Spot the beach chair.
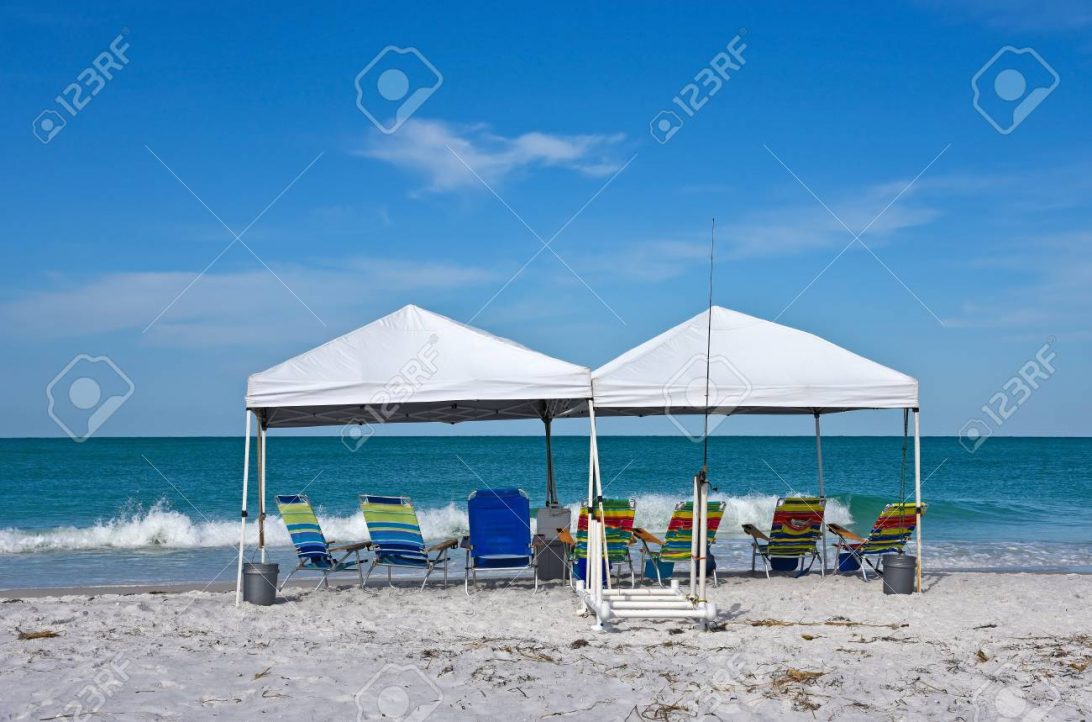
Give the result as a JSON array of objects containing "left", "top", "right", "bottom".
[
  {"left": 275, "top": 494, "right": 370, "bottom": 591},
  {"left": 558, "top": 498, "right": 637, "bottom": 588},
  {"left": 359, "top": 494, "right": 458, "bottom": 590},
  {"left": 742, "top": 496, "right": 826, "bottom": 578},
  {"left": 463, "top": 488, "right": 540, "bottom": 594},
  {"left": 634, "top": 501, "right": 727, "bottom": 586},
  {"left": 829, "top": 502, "right": 925, "bottom": 580}
]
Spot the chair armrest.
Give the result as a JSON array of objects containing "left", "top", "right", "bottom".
[
  {"left": 741, "top": 524, "right": 770, "bottom": 542},
  {"left": 827, "top": 523, "right": 865, "bottom": 543},
  {"left": 428, "top": 537, "right": 459, "bottom": 553},
  {"left": 632, "top": 527, "right": 663, "bottom": 546},
  {"left": 557, "top": 529, "right": 575, "bottom": 546},
  {"left": 329, "top": 541, "right": 371, "bottom": 553}
]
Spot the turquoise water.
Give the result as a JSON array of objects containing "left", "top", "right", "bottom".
[{"left": 1, "top": 436, "right": 1090, "bottom": 588}]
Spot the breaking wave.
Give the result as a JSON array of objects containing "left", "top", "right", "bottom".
[{"left": 0, "top": 494, "right": 853, "bottom": 554}]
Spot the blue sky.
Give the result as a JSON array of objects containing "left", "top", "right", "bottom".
[{"left": 2, "top": 2, "right": 1089, "bottom": 438}]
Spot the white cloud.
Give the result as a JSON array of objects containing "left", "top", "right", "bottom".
[
  {"left": 359, "top": 119, "right": 627, "bottom": 192},
  {"left": 944, "top": 232, "right": 1092, "bottom": 330},
  {"left": 0, "top": 257, "right": 498, "bottom": 347},
  {"left": 916, "top": 0, "right": 1092, "bottom": 31}
]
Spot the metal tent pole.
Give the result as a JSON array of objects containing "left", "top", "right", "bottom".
[
  {"left": 234, "top": 410, "right": 253, "bottom": 607},
  {"left": 582, "top": 401, "right": 599, "bottom": 613},
  {"left": 588, "top": 401, "right": 609, "bottom": 601},
  {"left": 258, "top": 419, "right": 267, "bottom": 564},
  {"left": 814, "top": 413, "right": 827, "bottom": 576},
  {"left": 544, "top": 415, "right": 557, "bottom": 507},
  {"left": 914, "top": 408, "right": 923, "bottom": 592}
]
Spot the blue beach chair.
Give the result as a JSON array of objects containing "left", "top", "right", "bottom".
[
  {"left": 359, "top": 494, "right": 458, "bottom": 590},
  {"left": 275, "top": 494, "right": 370, "bottom": 591},
  {"left": 463, "top": 488, "right": 539, "bottom": 595}
]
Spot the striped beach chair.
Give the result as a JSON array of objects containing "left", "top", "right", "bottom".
[
  {"left": 559, "top": 498, "right": 637, "bottom": 588},
  {"left": 359, "top": 494, "right": 458, "bottom": 590},
  {"left": 829, "top": 502, "right": 925, "bottom": 580},
  {"left": 275, "top": 494, "right": 370, "bottom": 591},
  {"left": 742, "top": 496, "right": 826, "bottom": 578},
  {"left": 634, "top": 500, "right": 727, "bottom": 586}
]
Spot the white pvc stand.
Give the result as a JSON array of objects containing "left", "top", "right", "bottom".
[{"left": 574, "top": 401, "right": 717, "bottom": 630}]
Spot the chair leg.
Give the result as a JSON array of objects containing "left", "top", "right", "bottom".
[
  {"left": 313, "top": 574, "right": 327, "bottom": 592},
  {"left": 356, "top": 552, "right": 365, "bottom": 589},
  {"left": 278, "top": 565, "right": 301, "bottom": 592},
  {"left": 362, "top": 558, "right": 378, "bottom": 590},
  {"left": 464, "top": 561, "right": 471, "bottom": 596},
  {"left": 388, "top": 566, "right": 393, "bottom": 587},
  {"left": 534, "top": 563, "right": 539, "bottom": 593}
]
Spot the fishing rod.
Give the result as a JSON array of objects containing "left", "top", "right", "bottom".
[{"left": 701, "top": 218, "right": 715, "bottom": 481}]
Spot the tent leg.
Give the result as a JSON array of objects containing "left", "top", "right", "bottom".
[
  {"left": 258, "top": 420, "right": 267, "bottom": 564},
  {"left": 914, "top": 408, "right": 923, "bottom": 592},
  {"left": 543, "top": 414, "right": 557, "bottom": 507},
  {"left": 234, "top": 411, "right": 253, "bottom": 607},
  {"left": 815, "top": 413, "right": 827, "bottom": 577}
]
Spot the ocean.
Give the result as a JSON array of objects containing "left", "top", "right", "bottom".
[{"left": 1, "top": 436, "right": 1090, "bottom": 589}]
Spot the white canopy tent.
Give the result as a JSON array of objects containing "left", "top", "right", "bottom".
[
  {"left": 574, "top": 307, "right": 923, "bottom": 627},
  {"left": 236, "top": 304, "right": 592, "bottom": 604}
]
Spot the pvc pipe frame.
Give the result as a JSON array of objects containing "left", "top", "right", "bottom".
[
  {"left": 234, "top": 410, "right": 253, "bottom": 606},
  {"left": 580, "top": 401, "right": 714, "bottom": 627}
]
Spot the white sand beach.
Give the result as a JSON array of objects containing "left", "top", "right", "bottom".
[{"left": 2, "top": 572, "right": 1090, "bottom": 720}]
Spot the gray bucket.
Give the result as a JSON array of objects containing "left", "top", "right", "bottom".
[
  {"left": 536, "top": 506, "right": 571, "bottom": 581},
  {"left": 242, "top": 562, "right": 279, "bottom": 605},
  {"left": 882, "top": 554, "right": 916, "bottom": 595}
]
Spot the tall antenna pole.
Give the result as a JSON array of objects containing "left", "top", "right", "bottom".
[{"left": 702, "top": 218, "right": 715, "bottom": 473}]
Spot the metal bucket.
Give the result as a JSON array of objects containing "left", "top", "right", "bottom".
[
  {"left": 882, "top": 554, "right": 916, "bottom": 595},
  {"left": 242, "top": 562, "right": 279, "bottom": 605},
  {"left": 535, "top": 506, "right": 572, "bottom": 581}
]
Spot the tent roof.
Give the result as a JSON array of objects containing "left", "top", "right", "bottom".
[
  {"left": 591, "top": 306, "right": 918, "bottom": 416},
  {"left": 247, "top": 305, "right": 591, "bottom": 428}
]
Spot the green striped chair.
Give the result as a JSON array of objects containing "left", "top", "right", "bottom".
[
  {"left": 742, "top": 496, "right": 826, "bottom": 578},
  {"left": 359, "top": 494, "right": 458, "bottom": 590},
  {"left": 829, "top": 502, "right": 925, "bottom": 580},
  {"left": 559, "top": 498, "right": 637, "bottom": 588},
  {"left": 635, "top": 500, "right": 727, "bottom": 586},
  {"left": 275, "top": 494, "right": 370, "bottom": 591}
]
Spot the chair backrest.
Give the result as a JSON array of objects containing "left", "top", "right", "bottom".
[
  {"left": 575, "top": 498, "right": 636, "bottom": 562},
  {"left": 863, "top": 502, "right": 924, "bottom": 552},
  {"left": 659, "top": 501, "right": 727, "bottom": 562},
  {"left": 275, "top": 494, "right": 333, "bottom": 568},
  {"left": 467, "top": 488, "right": 531, "bottom": 559},
  {"left": 359, "top": 494, "right": 426, "bottom": 555},
  {"left": 768, "top": 496, "right": 825, "bottom": 554}
]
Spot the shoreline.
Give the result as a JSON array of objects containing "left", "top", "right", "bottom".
[{"left": 3, "top": 568, "right": 1091, "bottom": 599}]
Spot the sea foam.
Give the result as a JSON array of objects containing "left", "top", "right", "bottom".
[{"left": 0, "top": 494, "right": 852, "bottom": 554}]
